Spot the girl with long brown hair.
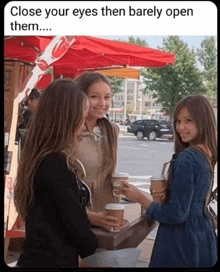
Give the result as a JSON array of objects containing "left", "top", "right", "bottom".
[
  {"left": 119, "top": 94, "right": 217, "bottom": 267},
  {"left": 14, "top": 79, "right": 98, "bottom": 268},
  {"left": 74, "top": 71, "right": 120, "bottom": 230}
]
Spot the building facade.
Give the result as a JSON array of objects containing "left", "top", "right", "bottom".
[{"left": 111, "top": 77, "right": 170, "bottom": 122}]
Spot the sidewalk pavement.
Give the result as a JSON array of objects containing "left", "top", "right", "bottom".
[
  {"left": 123, "top": 202, "right": 156, "bottom": 267},
  {"left": 119, "top": 124, "right": 128, "bottom": 136}
]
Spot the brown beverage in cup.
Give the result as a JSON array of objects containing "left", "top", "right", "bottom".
[
  {"left": 150, "top": 176, "right": 167, "bottom": 204},
  {"left": 105, "top": 203, "right": 125, "bottom": 232}
]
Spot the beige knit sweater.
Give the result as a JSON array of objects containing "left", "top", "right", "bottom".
[{"left": 76, "top": 121, "right": 120, "bottom": 212}]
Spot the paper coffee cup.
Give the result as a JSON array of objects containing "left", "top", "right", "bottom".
[
  {"left": 112, "top": 172, "right": 129, "bottom": 196},
  {"left": 150, "top": 176, "right": 167, "bottom": 204},
  {"left": 105, "top": 203, "right": 125, "bottom": 232}
]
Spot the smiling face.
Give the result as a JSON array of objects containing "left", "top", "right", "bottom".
[
  {"left": 86, "top": 81, "right": 112, "bottom": 120},
  {"left": 175, "top": 107, "right": 198, "bottom": 145}
]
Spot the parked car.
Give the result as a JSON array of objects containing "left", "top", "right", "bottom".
[{"left": 127, "top": 119, "right": 173, "bottom": 141}]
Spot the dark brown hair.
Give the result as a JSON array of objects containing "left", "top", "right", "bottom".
[
  {"left": 14, "top": 79, "right": 87, "bottom": 220},
  {"left": 173, "top": 94, "right": 217, "bottom": 168},
  {"left": 24, "top": 88, "right": 41, "bottom": 106}
]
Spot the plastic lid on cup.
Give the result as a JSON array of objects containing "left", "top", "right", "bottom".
[
  {"left": 105, "top": 203, "right": 125, "bottom": 210},
  {"left": 112, "top": 172, "right": 129, "bottom": 178},
  {"left": 150, "top": 175, "right": 165, "bottom": 181}
]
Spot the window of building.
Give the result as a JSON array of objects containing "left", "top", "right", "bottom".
[{"left": 145, "top": 102, "right": 151, "bottom": 107}]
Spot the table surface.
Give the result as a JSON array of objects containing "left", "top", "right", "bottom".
[{"left": 92, "top": 202, "right": 158, "bottom": 250}]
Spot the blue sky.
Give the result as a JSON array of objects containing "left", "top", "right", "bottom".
[{"left": 100, "top": 35, "right": 217, "bottom": 51}]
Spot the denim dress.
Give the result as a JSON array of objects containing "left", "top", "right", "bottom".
[{"left": 147, "top": 148, "right": 217, "bottom": 268}]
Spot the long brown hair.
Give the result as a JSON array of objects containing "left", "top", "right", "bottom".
[
  {"left": 14, "top": 79, "right": 87, "bottom": 220},
  {"left": 173, "top": 94, "right": 217, "bottom": 168},
  {"left": 74, "top": 72, "right": 118, "bottom": 179}
]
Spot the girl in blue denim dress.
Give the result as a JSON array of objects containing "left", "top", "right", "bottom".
[{"left": 120, "top": 94, "right": 217, "bottom": 268}]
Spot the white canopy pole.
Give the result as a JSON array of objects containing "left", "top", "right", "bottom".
[{"left": 123, "top": 78, "right": 128, "bottom": 121}]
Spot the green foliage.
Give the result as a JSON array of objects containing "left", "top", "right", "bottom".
[
  {"left": 108, "top": 76, "right": 124, "bottom": 94},
  {"left": 141, "top": 36, "right": 206, "bottom": 117},
  {"left": 197, "top": 37, "right": 217, "bottom": 105},
  {"left": 126, "top": 103, "right": 134, "bottom": 114},
  {"left": 128, "top": 36, "right": 149, "bottom": 47},
  {"left": 112, "top": 35, "right": 216, "bottom": 117},
  {"left": 197, "top": 36, "right": 217, "bottom": 73}
]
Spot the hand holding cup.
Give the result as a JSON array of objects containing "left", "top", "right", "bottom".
[
  {"left": 150, "top": 176, "right": 167, "bottom": 204},
  {"left": 119, "top": 180, "right": 153, "bottom": 210},
  {"left": 151, "top": 188, "right": 167, "bottom": 198},
  {"left": 89, "top": 211, "right": 119, "bottom": 230},
  {"left": 105, "top": 204, "right": 125, "bottom": 232},
  {"left": 119, "top": 180, "right": 141, "bottom": 203},
  {"left": 111, "top": 173, "right": 129, "bottom": 197}
]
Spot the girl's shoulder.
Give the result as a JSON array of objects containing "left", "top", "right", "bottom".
[
  {"left": 175, "top": 148, "right": 210, "bottom": 170},
  {"left": 42, "top": 151, "right": 65, "bottom": 162},
  {"left": 39, "top": 152, "right": 66, "bottom": 171},
  {"left": 36, "top": 152, "right": 78, "bottom": 183}
]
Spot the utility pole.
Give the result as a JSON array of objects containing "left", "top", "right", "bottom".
[
  {"left": 123, "top": 78, "right": 128, "bottom": 121},
  {"left": 138, "top": 90, "right": 143, "bottom": 116},
  {"left": 134, "top": 80, "right": 137, "bottom": 112}
]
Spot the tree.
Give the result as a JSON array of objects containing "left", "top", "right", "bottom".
[
  {"left": 197, "top": 36, "right": 217, "bottom": 105},
  {"left": 108, "top": 76, "right": 124, "bottom": 107},
  {"left": 128, "top": 36, "right": 149, "bottom": 47},
  {"left": 141, "top": 36, "right": 206, "bottom": 118},
  {"left": 197, "top": 37, "right": 217, "bottom": 73},
  {"left": 108, "top": 76, "right": 124, "bottom": 94}
]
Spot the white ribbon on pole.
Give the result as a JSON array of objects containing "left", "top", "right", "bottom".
[{"left": 18, "top": 36, "right": 76, "bottom": 103}]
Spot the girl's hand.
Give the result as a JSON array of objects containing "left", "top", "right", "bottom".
[
  {"left": 119, "top": 180, "right": 153, "bottom": 210},
  {"left": 87, "top": 211, "right": 119, "bottom": 230},
  {"left": 150, "top": 187, "right": 167, "bottom": 201},
  {"left": 119, "top": 180, "right": 142, "bottom": 203}
]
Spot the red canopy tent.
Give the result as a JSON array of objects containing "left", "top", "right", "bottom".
[{"left": 4, "top": 36, "right": 175, "bottom": 79}]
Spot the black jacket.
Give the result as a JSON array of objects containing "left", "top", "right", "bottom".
[{"left": 17, "top": 152, "right": 98, "bottom": 268}]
